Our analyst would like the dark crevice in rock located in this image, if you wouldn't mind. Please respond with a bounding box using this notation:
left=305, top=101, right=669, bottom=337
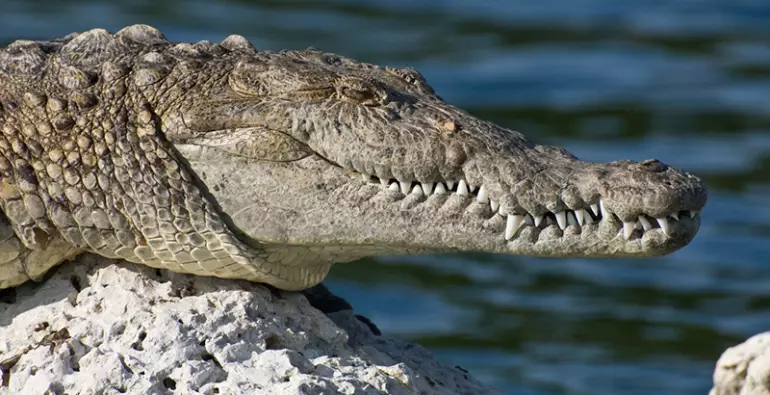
left=0, top=354, right=20, bottom=387
left=173, top=282, right=196, bottom=298
left=201, top=352, right=223, bottom=369
left=264, top=333, right=283, bottom=350
left=40, top=328, right=70, bottom=351
left=162, top=377, right=176, bottom=390
left=70, top=275, right=82, bottom=292
left=301, top=283, right=352, bottom=314
left=131, top=331, right=147, bottom=351
left=118, top=355, right=133, bottom=375
left=0, top=287, right=16, bottom=304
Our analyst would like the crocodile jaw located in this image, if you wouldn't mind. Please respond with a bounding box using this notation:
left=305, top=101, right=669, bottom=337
left=178, top=145, right=704, bottom=262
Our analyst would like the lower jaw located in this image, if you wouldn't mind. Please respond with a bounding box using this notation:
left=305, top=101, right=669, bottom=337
left=483, top=214, right=700, bottom=257
left=308, top=217, right=700, bottom=260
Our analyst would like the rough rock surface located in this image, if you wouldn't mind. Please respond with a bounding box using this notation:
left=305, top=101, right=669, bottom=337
left=0, top=255, right=498, bottom=395
left=711, top=332, right=770, bottom=395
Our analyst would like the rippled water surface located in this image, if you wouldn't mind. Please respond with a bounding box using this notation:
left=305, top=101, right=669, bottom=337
left=2, top=1, right=770, bottom=394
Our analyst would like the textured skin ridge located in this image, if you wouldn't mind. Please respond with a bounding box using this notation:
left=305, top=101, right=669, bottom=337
left=0, top=26, right=324, bottom=290
left=0, top=25, right=707, bottom=291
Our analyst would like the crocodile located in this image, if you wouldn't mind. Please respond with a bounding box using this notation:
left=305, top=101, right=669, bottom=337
left=0, top=25, right=707, bottom=291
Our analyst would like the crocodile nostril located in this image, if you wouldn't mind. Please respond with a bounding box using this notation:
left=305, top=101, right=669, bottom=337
left=640, top=159, right=668, bottom=172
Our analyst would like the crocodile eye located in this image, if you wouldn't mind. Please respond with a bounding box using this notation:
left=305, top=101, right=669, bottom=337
left=340, top=86, right=379, bottom=106
left=336, top=77, right=386, bottom=106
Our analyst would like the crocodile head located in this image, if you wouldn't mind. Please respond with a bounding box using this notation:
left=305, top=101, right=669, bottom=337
left=163, top=35, right=707, bottom=272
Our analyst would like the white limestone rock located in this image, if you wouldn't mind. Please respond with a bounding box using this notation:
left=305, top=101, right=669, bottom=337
left=711, top=332, right=770, bottom=395
left=0, top=254, right=499, bottom=395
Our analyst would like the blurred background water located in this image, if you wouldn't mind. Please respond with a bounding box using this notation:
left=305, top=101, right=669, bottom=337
left=2, top=1, right=769, bottom=394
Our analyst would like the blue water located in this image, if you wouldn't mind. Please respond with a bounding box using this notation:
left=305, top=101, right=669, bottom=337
left=2, top=1, right=770, bottom=394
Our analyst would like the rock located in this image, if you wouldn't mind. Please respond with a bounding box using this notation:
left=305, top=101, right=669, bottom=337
left=711, top=332, right=770, bottom=395
left=0, top=255, right=499, bottom=395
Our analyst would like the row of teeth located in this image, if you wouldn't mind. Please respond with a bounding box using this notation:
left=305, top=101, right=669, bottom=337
left=358, top=173, right=698, bottom=241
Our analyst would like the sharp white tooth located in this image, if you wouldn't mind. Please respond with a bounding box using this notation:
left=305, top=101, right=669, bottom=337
left=656, top=217, right=671, bottom=234
left=670, top=212, right=679, bottom=221
left=555, top=211, right=567, bottom=230
left=446, top=181, right=455, bottom=189
left=590, top=203, right=600, bottom=217
left=599, top=199, right=607, bottom=217
left=380, top=178, right=389, bottom=187
left=361, top=173, right=370, bottom=182
left=476, top=185, right=489, bottom=203
left=689, top=210, right=698, bottom=218
left=399, top=181, right=410, bottom=195
left=457, top=180, right=469, bottom=195
left=635, top=221, right=642, bottom=230
left=490, top=200, right=499, bottom=212
left=567, top=211, right=578, bottom=227
left=422, top=182, right=434, bottom=195
left=388, top=182, right=400, bottom=192
left=623, top=221, right=635, bottom=239
left=638, top=216, right=652, bottom=231
left=584, top=213, right=594, bottom=224
left=434, top=183, right=447, bottom=195
left=534, top=214, right=544, bottom=227
left=575, top=209, right=585, bottom=226
left=505, top=214, right=524, bottom=240
left=467, top=183, right=476, bottom=194
left=411, top=184, right=423, bottom=195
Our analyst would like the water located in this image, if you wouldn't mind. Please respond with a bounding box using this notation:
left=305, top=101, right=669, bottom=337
left=2, top=1, right=769, bottom=394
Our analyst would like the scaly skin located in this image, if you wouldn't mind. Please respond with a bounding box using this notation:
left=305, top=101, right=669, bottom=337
left=0, top=25, right=707, bottom=291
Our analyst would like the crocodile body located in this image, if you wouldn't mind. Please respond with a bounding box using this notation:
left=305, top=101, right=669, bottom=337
left=0, top=25, right=707, bottom=291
